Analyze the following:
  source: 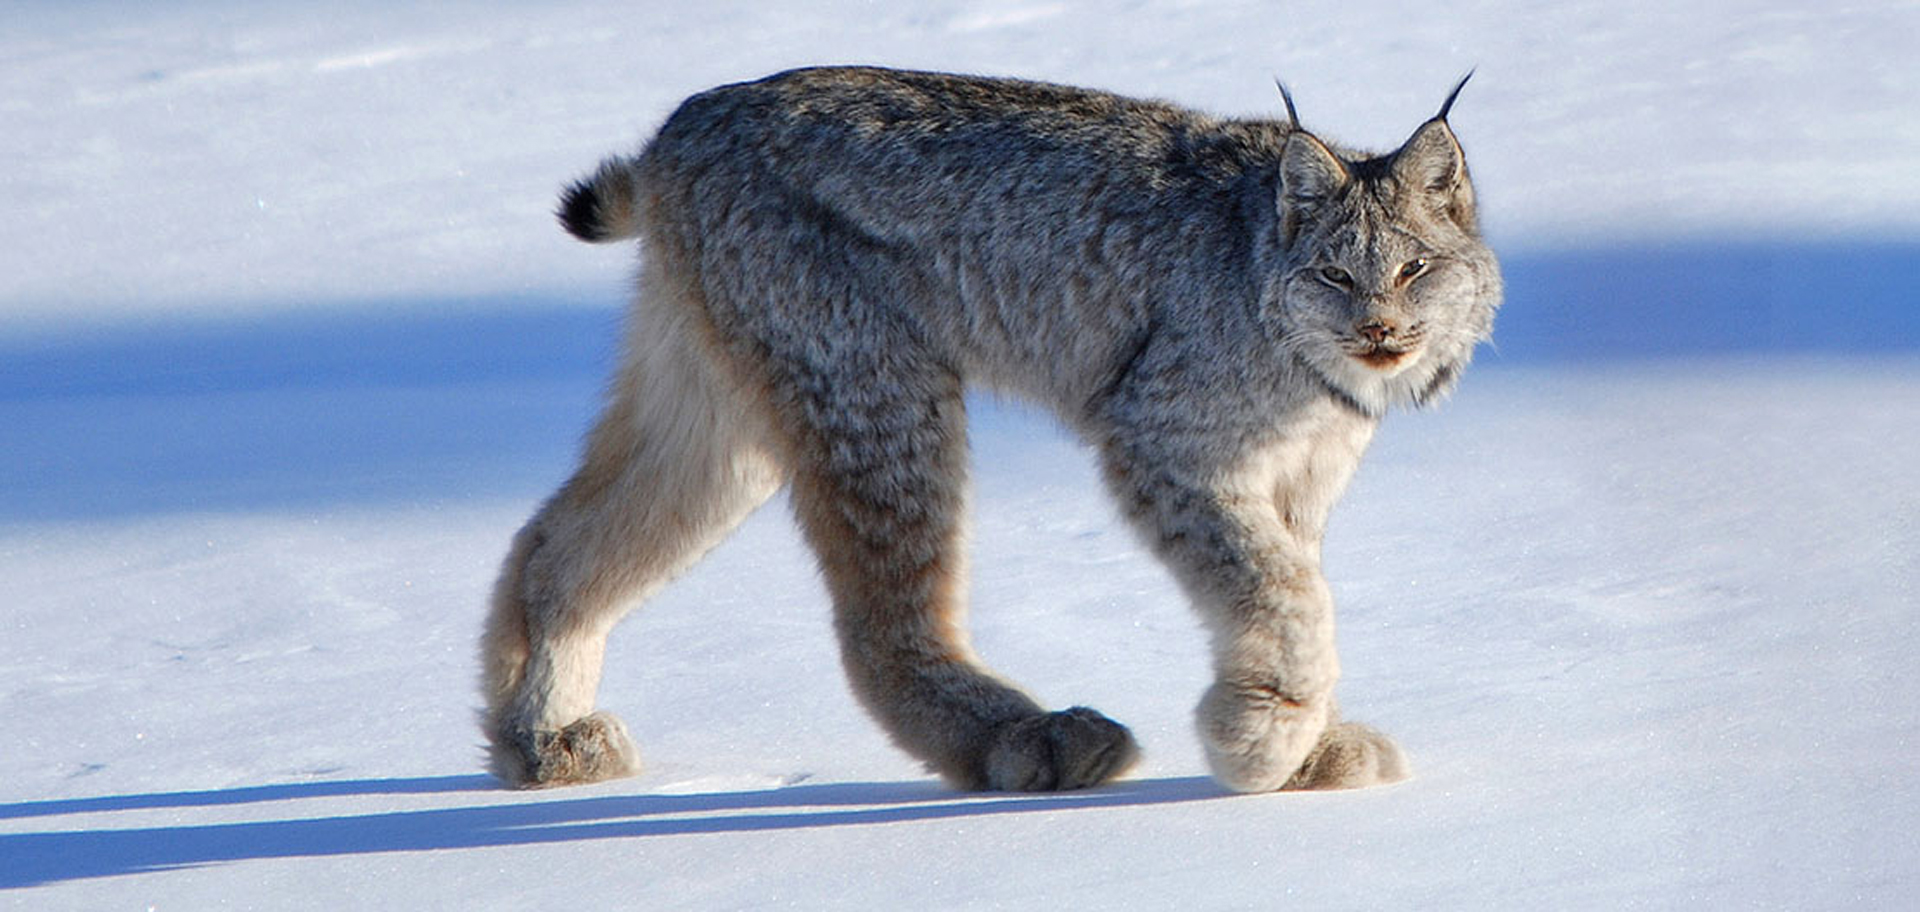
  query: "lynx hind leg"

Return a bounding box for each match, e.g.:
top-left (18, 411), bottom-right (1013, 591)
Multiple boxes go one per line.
top-left (481, 263), bottom-right (782, 788)
top-left (774, 351), bottom-right (1137, 791)
top-left (482, 509), bottom-right (648, 789)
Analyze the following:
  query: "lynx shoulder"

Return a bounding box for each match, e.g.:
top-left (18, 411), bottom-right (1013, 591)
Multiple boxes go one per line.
top-left (480, 66), bottom-right (1501, 793)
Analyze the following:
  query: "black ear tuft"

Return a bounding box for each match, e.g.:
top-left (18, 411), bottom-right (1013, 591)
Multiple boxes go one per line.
top-left (1436, 69), bottom-right (1475, 123)
top-left (1274, 77), bottom-right (1301, 130)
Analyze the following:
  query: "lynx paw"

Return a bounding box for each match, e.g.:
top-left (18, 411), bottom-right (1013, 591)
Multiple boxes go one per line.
top-left (983, 707), bottom-right (1140, 791)
top-left (492, 710), bottom-right (642, 789)
top-left (1284, 720), bottom-right (1410, 790)
top-left (1198, 682), bottom-right (1333, 792)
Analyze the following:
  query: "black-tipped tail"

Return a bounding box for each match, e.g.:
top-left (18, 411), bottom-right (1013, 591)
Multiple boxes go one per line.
top-left (555, 158), bottom-right (640, 243)
top-left (557, 178), bottom-right (610, 241)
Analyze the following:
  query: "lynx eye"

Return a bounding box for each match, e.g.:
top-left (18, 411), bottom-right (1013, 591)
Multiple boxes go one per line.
top-left (1319, 265), bottom-right (1353, 287)
top-left (1398, 258), bottom-right (1429, 280)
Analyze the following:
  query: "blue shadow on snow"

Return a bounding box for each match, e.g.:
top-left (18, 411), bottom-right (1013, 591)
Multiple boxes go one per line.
top-left (1, 240), bottom-right (1914, 522)
top-left (0, 774), bottom-right (1229, 888)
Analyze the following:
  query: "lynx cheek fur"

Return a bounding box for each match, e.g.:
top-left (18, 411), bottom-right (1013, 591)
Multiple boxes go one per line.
top-left (480, 66), bottom-right (1500, 793)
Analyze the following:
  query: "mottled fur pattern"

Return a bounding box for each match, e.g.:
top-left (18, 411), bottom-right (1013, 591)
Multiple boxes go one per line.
top-left (480, 66), bottom-right (1501, 793)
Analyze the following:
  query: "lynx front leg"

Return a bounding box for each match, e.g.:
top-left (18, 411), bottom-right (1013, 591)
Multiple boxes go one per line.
top-left (777, 356), bottom-right (1138, 791)
top-left (1101, 410), bottom-right (1406, 792)
top-left (1184, 523), bottom-right (1348, 792)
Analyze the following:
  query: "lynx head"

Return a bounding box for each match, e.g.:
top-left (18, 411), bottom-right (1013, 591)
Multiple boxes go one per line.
top-left (1266, 76), bottom-right (1502, 416)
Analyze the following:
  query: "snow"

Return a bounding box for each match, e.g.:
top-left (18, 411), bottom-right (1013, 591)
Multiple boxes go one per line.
top-left (3, 1), bottom-right (1916, 908)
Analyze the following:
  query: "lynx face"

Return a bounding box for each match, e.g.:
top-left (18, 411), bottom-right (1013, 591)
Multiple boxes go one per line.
top-left (1268, 120), bottom-right (1501, 415)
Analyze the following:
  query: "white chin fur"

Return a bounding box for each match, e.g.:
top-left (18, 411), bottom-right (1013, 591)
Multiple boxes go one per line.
top-left (1316, 348), bottom-right (1434, 416)
top-left (1356, 348), bottom-right (1424, 379)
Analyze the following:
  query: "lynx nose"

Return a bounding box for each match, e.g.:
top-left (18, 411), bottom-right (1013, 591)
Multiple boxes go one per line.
top-left (1356, 318), bottom-right (1395, 344)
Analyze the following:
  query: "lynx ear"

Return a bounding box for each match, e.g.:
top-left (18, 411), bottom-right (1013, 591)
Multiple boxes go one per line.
top-left (1392, 119), bottom-right (1476, 229)
top-left (1279, 132), bottom-right (1349, 239)
top-left (1393, 120), bottom-right (1464, 193)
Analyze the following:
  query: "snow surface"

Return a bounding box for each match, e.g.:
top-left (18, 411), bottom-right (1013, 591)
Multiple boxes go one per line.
top-left (3, 2), bottom-right (1916, 909)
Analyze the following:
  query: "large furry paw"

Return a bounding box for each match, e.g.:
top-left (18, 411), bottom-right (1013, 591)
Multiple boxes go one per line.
top-left (1196, 682), bottom-right (1333, 792)
top-left (491, 710), bottom-right (642, 789)
top-left (1284, 720), bottom-right (1410, 790)
top-left (983, 707), bottom-right (1140, 791)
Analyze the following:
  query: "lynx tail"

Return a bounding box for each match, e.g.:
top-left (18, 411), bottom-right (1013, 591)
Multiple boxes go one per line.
top-left (557, 157), bottom-right (643, 243)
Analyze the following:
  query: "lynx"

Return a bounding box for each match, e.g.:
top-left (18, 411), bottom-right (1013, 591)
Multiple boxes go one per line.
top-left (480, 66), bottom-right (1501, 793)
